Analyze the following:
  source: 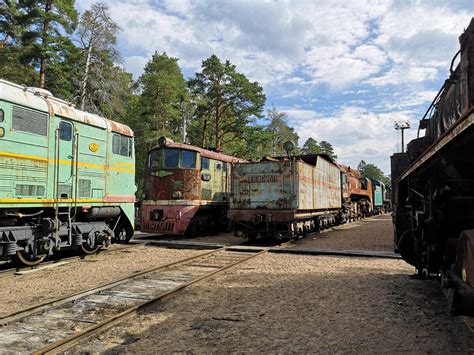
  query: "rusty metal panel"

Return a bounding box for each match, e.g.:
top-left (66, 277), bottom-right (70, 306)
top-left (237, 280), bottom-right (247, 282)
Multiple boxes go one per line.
top-left (140, 203), bottom-right (199, 235)
top-left (146, 169), bottom-right (201, 201)
top-left (310, 156), bottom-right (341, 209)
top-left (231, 155), bottom-right (341, 211)
top-left (231, 160), bottom-right (296, 210)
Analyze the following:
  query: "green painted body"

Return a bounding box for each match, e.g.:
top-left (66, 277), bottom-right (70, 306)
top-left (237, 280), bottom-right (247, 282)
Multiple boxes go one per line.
top-left (0, 81), bottom-right (135, 228)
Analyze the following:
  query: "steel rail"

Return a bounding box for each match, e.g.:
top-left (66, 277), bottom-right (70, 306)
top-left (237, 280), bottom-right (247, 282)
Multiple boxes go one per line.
top-left (0, 242), bottom-right (148, 276)
top-left (0, 247), bottom-right (223, 325)
top-left (33, 248), bottom-right (268, 354)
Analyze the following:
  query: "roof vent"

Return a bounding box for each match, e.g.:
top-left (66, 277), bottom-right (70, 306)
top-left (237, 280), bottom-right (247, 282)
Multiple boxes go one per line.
top-left (27, 87), bottom-right (54, 97)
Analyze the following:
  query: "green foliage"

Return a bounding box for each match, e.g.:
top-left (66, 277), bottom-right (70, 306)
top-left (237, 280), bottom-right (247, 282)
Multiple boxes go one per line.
top-left (222, 125), bottom-right (274, 161)
top-left (357, 160), bottom-right (390, 186)
top-left (302, 137), bottom-right (322, 154)
top-left (0, 1), bottom-right (37, 85)
top-left (188, 54), bottom-right (266, 151)
top-left (266, 106), bottom-right (299, 156)
top-left (319, 140), bottom-right (337, 161)
top-left (132, 52), bottom-right (187, 191)
top-left (19, 0), bottom-right (78, 88)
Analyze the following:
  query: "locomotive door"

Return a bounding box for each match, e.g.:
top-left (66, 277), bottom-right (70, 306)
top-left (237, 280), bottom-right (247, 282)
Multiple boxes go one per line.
top-left (57, 120), bottom-right (75, 199)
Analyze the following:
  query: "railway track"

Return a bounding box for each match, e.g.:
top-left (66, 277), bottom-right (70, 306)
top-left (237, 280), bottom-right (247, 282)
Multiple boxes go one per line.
top-left (0, 245), bottom-right (272, 353)
top-left (0, 243), bottom-right (148, 276)
top-left (0, 239), bottom-right (398, 353)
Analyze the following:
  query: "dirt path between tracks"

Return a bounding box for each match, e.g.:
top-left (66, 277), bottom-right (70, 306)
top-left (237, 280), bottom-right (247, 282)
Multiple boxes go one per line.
top-left (73, 253), bottom-right (474, 353)
top-left (293, 214), bottom-right (394, 252)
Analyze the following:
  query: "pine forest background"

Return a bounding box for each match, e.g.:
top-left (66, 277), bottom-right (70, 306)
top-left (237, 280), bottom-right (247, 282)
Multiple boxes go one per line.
top-left (0, 1), bottom-right (390, 194)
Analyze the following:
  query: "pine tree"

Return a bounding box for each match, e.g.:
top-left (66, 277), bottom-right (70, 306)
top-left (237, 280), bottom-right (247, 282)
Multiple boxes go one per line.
top-left (319, 140), bottom-right (337, 161)
top-left (302, 137), bottom-right (322, 154)
top-left (266, 106), bottom-right (299, 156)
top-left (188, 55), bottom-right (265, 151)
top-left (19, 0), bottom-right (78, 88)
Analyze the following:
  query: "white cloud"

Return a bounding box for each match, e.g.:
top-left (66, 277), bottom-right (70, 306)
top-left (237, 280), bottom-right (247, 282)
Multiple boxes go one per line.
top-left (74, 1), bottom-right (473, 173)
top-left (287, 106), bottom-right (419, 173)
top-left (123, 56), bottom-right (148, 80)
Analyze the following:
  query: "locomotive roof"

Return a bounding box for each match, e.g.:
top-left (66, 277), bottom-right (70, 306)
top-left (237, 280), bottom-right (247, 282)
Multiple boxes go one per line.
top-left (0, 79), bottom-right (133, 136)
top-left (337, 164), bottom-right (362, 178)
top-left (260, 153), bottom-right (336, 166)
top-left (151, 137), bottom-right (247, 163)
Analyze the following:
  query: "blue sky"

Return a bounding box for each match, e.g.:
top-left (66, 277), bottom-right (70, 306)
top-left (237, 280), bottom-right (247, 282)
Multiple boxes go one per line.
top-left (76, 0), bottom-right (472, 174)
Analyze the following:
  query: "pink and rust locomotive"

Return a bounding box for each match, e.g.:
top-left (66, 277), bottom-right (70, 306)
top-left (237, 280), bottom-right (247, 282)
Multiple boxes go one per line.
top-left (140, 137), bottom-right (245, 235)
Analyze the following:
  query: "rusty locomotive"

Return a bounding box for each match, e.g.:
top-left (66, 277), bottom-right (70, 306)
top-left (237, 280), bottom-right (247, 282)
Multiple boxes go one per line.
top-left (228, 152), bottom-right (381, 240)
top-left (140, 137), bottom-right (245, 235)
top-left (391, 18), bottom-right (474, 315)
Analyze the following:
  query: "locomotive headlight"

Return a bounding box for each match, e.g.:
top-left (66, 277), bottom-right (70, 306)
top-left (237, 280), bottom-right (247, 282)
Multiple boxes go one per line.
top-left (172, 190), bottom-right (182, 199)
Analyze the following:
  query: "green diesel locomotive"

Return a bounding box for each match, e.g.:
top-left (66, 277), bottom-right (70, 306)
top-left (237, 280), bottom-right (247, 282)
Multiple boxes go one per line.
top-left (0, 79), bottom-right (135, 265)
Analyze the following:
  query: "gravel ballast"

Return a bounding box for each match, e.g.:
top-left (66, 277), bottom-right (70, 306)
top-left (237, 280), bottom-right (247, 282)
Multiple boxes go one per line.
top-left (0, 245), bottom-right (203, 317)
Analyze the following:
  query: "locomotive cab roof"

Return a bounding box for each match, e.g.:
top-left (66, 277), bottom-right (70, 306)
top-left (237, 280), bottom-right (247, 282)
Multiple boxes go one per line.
top-left (151, 136), bottom-right (246, 164)
top-left (0, 79), bottom-right (133, 136)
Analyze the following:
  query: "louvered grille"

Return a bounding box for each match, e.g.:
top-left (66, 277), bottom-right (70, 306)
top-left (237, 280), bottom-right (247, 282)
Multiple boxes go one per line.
top-left (78, 179), bottom-right (91, 197)
top-left (12, 105), bottom-right (48, 136)
top-left (15, 184), bottom-right (45, 196)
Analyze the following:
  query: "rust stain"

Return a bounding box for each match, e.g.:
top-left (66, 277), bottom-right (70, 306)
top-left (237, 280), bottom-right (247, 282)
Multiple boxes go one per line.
top-left (146, 169), bottom-right (201, 200)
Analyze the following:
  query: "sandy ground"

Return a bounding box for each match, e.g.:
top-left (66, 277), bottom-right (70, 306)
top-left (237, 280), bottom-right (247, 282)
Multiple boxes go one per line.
top-left (0, 246), bottom-right (203, 317)
top-left (7, 214), bottom-right (474, 353)
top-left (74, 253), bottom-right (474, 353)
top-left (133, 214), bottom-right (395, 252)
top-left (132, 231), bottom-right (240, 245)
top-left (294, 214), bottom-right (394, 252)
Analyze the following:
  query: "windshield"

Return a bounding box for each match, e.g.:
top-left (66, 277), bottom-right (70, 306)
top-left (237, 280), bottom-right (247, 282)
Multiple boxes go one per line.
top-left (148, 148), bottom-right (197, 169)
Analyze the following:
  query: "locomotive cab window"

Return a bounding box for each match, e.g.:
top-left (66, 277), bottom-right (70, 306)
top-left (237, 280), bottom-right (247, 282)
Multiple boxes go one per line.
top-left (180, 150), bottom-right (196, 168)
top-left (59, 121), bottom-right (72, 141)
top-left (201, 157), bottom-right (210, 170)
top-left (148, 149), bottom-right (160, 168)
top-left (0, 109), bottom-right (4, 122)
top-left (113, 133), bottom-right (132, 157)
top-left (164, 148), bottom-right (179, 167)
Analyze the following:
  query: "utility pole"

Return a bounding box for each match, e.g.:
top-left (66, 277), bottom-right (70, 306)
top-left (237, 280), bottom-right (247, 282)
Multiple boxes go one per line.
top-left (394, 120), bottom-right (410, 153)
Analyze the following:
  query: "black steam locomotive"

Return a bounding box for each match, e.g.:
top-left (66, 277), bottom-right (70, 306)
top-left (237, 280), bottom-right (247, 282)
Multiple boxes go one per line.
top-left (391, 18), bottom-right (474, 315)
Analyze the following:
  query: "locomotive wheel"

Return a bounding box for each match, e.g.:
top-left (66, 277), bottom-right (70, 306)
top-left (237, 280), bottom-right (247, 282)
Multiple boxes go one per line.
top-left (456, 230), bottom-right (474, 288)
top-left (15, 250), bottom-right (46, 266)
top-left (78, 243), bottom-right (101, 255)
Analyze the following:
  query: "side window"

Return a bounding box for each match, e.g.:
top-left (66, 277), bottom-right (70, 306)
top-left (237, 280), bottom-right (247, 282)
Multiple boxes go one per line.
top-left (59, 121), bottom-right (72, 141)
top-left (180, 150), bottom-right (196, 168)
top-left (164, 149), bottom-right (179, 167)
top-left (148, 149), bottom-right (160, 168)
top-left (201, 157), bottom-right (210, 170)
top-left (112, 133), bottom-right (132, 157)
top-left (222, 162), bottom-right (227, 172)
top-left (0, 109), bottom-right (4, 122)
top-left (12, 105), bottom-right (47, 136)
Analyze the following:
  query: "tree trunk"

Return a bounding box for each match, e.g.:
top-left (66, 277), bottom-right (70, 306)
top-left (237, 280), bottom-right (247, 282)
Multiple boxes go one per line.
top-left (215, 98), bottom-right (220, 150)
top-left (80, 42), bottom-right (93, 110)
top-left (39, 0), bottom-right (51, 88)
top-left (0, 36), bottom-right (8, 50)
